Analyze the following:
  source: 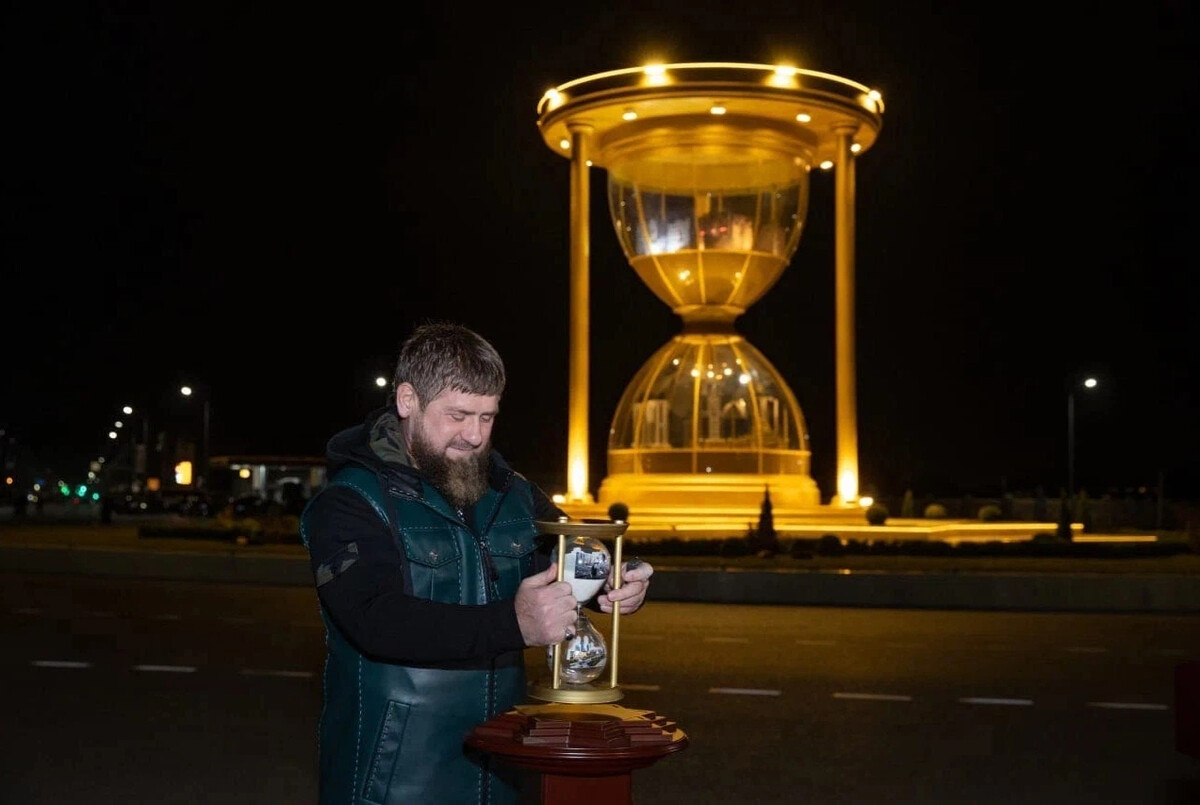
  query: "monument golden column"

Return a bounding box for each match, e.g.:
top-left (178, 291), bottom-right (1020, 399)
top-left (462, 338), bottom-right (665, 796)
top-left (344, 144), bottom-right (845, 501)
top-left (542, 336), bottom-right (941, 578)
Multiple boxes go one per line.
top-left (537, 63), bottom-right (883, 517)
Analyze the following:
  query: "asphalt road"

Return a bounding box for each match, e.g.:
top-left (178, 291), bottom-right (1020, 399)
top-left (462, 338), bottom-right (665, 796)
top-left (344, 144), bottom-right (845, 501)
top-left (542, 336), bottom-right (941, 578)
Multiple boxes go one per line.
top-left (3, 573), bottom-right (1198, 803)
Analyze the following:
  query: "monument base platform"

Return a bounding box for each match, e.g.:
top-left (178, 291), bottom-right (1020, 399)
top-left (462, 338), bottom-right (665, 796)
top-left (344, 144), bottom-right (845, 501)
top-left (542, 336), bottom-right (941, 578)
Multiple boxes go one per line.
top-left (556, 499), bottom-right (1092, 543)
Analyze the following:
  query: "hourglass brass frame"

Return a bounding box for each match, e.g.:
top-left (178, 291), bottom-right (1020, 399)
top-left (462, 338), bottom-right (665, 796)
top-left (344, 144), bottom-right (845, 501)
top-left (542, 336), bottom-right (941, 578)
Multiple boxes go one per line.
top-left (527, 519), bottom-right (629, 704)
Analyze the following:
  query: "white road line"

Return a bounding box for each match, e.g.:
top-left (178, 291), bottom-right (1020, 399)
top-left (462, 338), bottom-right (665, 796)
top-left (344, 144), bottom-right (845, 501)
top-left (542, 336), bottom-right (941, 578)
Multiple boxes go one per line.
top-left (32, 660), bottom-right (91, 669)
top-left (833, 692), bottom-right (912, 702)
top-left (703, 637), bottom-right (750, 643)
top-left (153, 614), bottom-right (182, 621)
top-left (795, 639), bottom-right (836, 646)
top-left (709, 687), bottom-right (782, 696)
top-left (240, 669), bottom-right (314, 679)
top-left (1063, 646), bottom-right (1108, 653)
top-left (959, 697), bottom-right (1034, 706)
top-left (620, 683), bottom-right (661, 692)
top-left (1087, 701), bottom-right (1169, 711)
top-left (132, 664), bottom-right (196, 673)
top-left (12, 607), bottom-right (42, 615)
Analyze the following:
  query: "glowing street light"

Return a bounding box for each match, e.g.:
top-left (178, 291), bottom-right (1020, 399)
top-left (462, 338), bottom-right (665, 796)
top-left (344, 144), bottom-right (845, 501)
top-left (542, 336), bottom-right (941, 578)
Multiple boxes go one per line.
top-left (1067, 376), bottom-right (1099, 495)
top-left (180, 384), bottom-right (211, 491)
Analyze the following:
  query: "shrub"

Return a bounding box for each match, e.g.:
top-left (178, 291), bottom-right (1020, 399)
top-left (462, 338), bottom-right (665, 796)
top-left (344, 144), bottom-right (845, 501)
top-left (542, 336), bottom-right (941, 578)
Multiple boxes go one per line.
top-left (865, 503), bottom-right (889, 526)
top-left (815, 534), bottom-right (845, 556)
top-left (787, 538), bottom-right (814, 559)
top-left (978, 504), bottom-right (1002, 522)
top-left (718, 536), bottom-right (751, 557)
top-left (924, 503), bottom-right (948, 519)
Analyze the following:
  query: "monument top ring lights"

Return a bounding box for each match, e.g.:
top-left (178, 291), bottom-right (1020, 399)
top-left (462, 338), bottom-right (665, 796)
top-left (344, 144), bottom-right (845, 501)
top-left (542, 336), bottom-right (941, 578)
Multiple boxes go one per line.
top-left (537, 62), bottom-right (884, 169)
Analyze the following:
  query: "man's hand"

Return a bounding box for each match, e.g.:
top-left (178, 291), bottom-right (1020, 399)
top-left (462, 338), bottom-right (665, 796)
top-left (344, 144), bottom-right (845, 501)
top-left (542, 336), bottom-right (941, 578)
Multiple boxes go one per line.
top-left (514, 564), bottom-right (578, 647)
top-left (596, 558), bottom-right (654, 615)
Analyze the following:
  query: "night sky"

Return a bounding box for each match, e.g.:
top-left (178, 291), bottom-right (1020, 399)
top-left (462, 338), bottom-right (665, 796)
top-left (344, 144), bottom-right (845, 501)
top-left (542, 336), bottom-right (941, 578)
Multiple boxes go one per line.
top-left (4, 2), bottom-right (1197, 502)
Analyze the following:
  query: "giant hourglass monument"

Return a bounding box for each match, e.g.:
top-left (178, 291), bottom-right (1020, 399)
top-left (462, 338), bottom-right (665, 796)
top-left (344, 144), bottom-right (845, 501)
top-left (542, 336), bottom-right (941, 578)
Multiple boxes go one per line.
top-left (537, 62), bottom-right (885, 534)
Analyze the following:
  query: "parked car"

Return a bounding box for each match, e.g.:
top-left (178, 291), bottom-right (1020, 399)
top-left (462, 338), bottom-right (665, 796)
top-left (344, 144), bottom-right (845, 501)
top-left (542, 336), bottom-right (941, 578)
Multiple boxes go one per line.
top-left (175, 493), bottom-right (213, 517)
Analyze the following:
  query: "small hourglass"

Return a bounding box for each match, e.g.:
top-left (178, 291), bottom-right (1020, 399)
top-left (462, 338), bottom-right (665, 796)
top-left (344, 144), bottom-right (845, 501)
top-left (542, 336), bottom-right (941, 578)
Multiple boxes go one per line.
top-left (528, 518), bottom-right (629, 704)
top-left (546, 534), bottom-right (609, 685)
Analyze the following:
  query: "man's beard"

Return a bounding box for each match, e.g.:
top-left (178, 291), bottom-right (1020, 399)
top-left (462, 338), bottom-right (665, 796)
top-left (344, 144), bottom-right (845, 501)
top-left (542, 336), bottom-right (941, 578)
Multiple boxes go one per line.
top-left (408, 422), bottom-right (490, 510)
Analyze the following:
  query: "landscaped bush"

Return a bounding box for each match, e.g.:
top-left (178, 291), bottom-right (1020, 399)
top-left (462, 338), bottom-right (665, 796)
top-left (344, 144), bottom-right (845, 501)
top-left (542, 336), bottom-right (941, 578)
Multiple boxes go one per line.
top-left (924, 503), bottom-right (948, 519)
top-left (978, 504), bottom-right (1002, 522)
top-left (815, 534), bottom-right (845, 555)
top-left (865, 503), bottom-right (889, 526)
top-left (718, 536), bottom-right (752, 557)
top-left (787, 538), bottom-right (814, 559)
top-left (138, 525), bottom-right (239, 541)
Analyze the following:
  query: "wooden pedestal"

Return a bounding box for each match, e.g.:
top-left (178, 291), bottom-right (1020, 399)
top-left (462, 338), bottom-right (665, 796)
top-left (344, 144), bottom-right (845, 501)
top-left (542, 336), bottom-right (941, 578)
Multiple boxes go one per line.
top-left (465, 703), bottom-right (688, 805)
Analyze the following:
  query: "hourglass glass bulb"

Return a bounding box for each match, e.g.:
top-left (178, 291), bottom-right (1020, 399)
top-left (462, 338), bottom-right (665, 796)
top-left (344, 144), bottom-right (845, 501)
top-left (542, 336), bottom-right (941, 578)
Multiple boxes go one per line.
top-left (549, 536), bottom-right (611, 604)
top-left (546, 608), bottom-right (607, 685)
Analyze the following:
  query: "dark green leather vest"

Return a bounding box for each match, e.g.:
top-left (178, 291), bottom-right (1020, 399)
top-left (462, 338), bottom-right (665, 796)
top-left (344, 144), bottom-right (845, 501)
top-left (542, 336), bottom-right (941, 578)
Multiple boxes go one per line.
top-left (302, 466), bottom-right (540, 804)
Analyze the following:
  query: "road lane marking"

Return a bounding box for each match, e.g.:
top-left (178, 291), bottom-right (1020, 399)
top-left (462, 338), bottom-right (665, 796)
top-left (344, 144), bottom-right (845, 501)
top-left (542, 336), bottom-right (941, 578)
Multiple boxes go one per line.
top-left (32, 660), bottom-right (91, 669)
top-left (12, 607), bottom-right (42, 615)
top-left (703, 637), bottom-right (750, 643)
top-left (132, 664), bottom-right (196, 673)
top-left (240, 669), bottom-right (314, 679)
top-left (833, 692), bottom-right (912, 702)
top-left (795, 639), bottom-right (837, 646)
top-left (709, 687), bottom-right (781, 696)
top-left (1063, 646), bottom-right (1108, 653)
top-left (620, 683), bottom-right (661, 692)
top-left (959, 697), bottom-right (1033, 706)
top-left (1087, 701), bottom-right (1169, 711)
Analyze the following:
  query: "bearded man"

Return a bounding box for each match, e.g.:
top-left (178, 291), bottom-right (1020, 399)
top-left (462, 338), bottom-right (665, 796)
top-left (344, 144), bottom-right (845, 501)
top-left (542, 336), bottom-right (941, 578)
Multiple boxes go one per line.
top-left (300, 321), bottom-right (654, 805)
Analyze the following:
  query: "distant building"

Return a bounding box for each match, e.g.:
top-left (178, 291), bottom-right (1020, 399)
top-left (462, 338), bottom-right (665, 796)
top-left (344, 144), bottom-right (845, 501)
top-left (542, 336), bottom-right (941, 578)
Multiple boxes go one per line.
top-left (208, 455), bottom-right (326, 505)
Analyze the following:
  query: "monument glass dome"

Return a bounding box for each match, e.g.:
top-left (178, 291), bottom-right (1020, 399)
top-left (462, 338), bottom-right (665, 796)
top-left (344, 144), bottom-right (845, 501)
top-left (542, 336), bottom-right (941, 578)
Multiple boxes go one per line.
top-left (603, 332), bottom-right (818, 507)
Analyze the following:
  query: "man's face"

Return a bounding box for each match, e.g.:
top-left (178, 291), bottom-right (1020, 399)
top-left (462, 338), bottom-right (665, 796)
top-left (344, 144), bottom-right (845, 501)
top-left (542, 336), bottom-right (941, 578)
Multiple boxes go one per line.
top-left (400, 387), bottom-right (499, 509)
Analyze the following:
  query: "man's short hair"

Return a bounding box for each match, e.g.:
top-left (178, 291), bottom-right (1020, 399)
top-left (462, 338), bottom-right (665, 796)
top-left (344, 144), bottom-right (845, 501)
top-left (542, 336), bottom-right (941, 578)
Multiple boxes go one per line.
top-left (393, 322), bottom-right (506, 407)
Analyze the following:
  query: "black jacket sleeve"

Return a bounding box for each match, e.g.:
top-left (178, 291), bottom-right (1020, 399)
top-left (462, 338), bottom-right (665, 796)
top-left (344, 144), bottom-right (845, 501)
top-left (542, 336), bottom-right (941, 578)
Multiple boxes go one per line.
top-left (305, 486), bottom-right (528, 664)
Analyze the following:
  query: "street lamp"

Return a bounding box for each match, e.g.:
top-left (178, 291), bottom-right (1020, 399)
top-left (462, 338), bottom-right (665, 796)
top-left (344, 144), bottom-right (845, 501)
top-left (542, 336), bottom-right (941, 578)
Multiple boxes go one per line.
top-left (180, 385), bottom-right (211, 491)
top-left (1067, 376), bottom-right (1098, 496)
top-left (117, 404), bottom-right (150, 491)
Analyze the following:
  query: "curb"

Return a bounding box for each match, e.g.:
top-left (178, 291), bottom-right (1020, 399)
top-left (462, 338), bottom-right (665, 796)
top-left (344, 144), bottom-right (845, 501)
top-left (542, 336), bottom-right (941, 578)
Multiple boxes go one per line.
top-left (648, 566), bottom-right (1200, 612)
top-left (3, 544), bottom-right (1199, 612)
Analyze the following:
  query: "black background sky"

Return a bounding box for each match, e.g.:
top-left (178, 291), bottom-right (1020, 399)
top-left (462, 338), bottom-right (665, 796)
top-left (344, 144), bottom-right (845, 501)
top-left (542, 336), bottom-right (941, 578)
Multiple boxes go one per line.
top-left (4, 1), bottom-right (1197, 502)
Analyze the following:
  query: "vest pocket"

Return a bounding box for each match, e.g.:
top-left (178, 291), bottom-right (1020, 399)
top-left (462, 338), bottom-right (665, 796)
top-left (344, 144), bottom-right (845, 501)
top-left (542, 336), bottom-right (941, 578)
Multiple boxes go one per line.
top-left (486, 523), bottom-right (541, 598)
top-left (401, 527), bottom-right (463, 602)
top-left (362, 699), bottom-right (411, 804)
